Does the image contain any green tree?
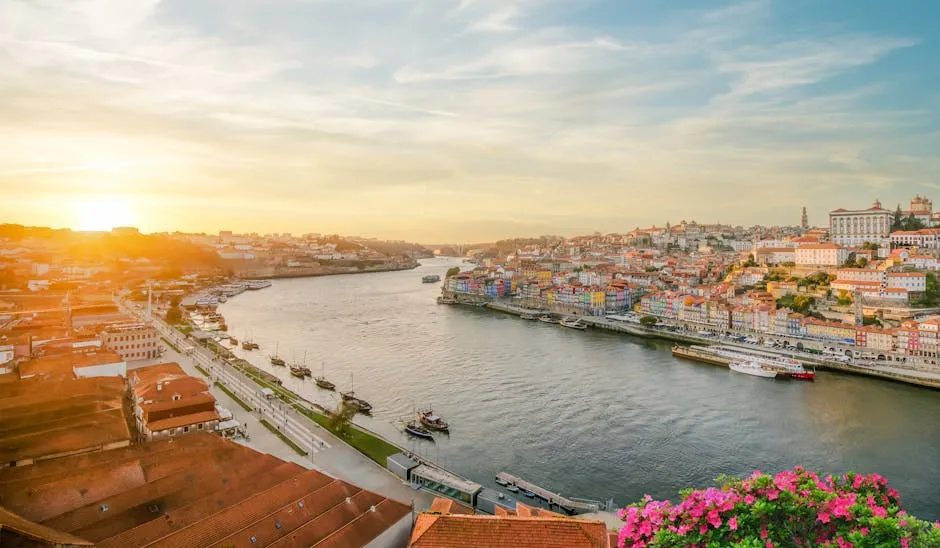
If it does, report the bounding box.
[856,257,868,267]
[836,290,853,306]
[639,315,659,326]
[326,401,357,437]
[741,258,758,268]
[445,266,461,278]
[892,205,904,230]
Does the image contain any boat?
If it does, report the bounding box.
[404,421,434,440]
[715,348,816,381]
[418,408,450,431]
[246,280,272,290]
[495,477,509,486]
[523,490,536,498]
[729,360,778,378]
[229,337,238,345]
[341,374,373,413]
[269,342,286,366]
[560,317,587,330]
[314,362,335,390]
[289,365,306,378]
[506,485,520,493]
[519,312,537,320]
[538,315,559,324]
[438,296,458,305]
[422,274,441,283]
[241,341,253,350]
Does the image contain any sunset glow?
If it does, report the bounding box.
[75,199,135,232]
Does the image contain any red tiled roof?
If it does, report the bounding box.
[410,514,611,548]
[430,498,475,515]
[0,506,93,546]
[145,410,220,432]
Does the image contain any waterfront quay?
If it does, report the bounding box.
[466,298,940,390]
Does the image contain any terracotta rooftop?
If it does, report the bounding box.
[0,376,130,465]
[410,513,611,548]
[145,410,220,432]
[0,433,411,548]
[19,351,125,380]
[0,505,93,546]
[429,497,475,515]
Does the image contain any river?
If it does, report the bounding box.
[219,258,940,520]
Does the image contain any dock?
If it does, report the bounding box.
[495,472,601,514]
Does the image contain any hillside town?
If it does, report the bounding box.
[444,197,940,375]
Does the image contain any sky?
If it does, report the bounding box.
[1,0,938,242]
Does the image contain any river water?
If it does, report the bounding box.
[219,258,940,519]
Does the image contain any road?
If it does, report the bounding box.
[122,304,436,511]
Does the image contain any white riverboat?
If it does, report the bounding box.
[560,317,587,330]
[729,359,778,378]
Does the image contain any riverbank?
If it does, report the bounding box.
[478,301,940,391]
[232,259,420,280]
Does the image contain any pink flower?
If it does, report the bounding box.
[766,541,774,548]
[836,537,853,548]
[901,538,909,548]
[852,475,864,489]
[745,495,756,504]
[871,505,887,518]
[728,516,738,530]
[760,524,769,539]
[706,509,722,529]
[767,489,779,501]
[817,511,831,524]
[859,528,868,536]
[899,519,908,527]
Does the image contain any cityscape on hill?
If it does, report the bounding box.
[3,0,940,546]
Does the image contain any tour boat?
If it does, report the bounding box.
[560,317,587,330]
[418,408,450,431]
[506,485,520,493]
[247,280,272,290]
[315,363,335,390]
[341,374,373,413]
[538,315,559,324]
[729,360,778,378]
[495,477,509,486]
[269,342,285,366]
[404,421,434,440]
[289,365,306,378]
[422,275,441,283]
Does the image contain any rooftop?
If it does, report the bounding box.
[410,512,611,548]
[0,433,411,548]
[19,351,125,380]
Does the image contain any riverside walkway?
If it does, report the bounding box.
[496,472,601,514]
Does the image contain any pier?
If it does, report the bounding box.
[495,472,602,514]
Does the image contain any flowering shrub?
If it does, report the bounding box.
[618,467,940,547]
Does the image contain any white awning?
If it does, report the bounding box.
[216,419,240,431]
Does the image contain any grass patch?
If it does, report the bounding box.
[178,324,194,335]
[194,365,209,377]
[214,381,252,412]
[260,419,308,456]
[293,405,402,465]
[160,337,181,353]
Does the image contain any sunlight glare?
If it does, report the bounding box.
[75,199,135,231]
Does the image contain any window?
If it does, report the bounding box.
[198,423,204,430]
[183,426,189,433]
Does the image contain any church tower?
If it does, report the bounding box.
[801,206,808,230]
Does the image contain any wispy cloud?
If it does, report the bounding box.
[0,0,935,239]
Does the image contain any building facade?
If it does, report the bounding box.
[828,199,892,247]
[100,323,159,361]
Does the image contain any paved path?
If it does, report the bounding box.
[124,305,436,511]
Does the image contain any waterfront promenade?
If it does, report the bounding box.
[481,301,940,390]
[121,303,436,511]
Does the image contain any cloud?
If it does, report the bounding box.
[0,0,935,240]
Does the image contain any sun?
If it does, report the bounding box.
[75,199,136,232]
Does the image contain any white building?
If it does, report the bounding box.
[886,272,927,293]
[829,199,893,247]
[889,229,940,249]
[795,243,851,267]
[99,323,159,361]
[754,248,795,265]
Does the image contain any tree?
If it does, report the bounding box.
[741,258,758,268]
[836,290,853,306]
[326,401,357,437]
[639,315,659,326]
[892,204,904,230]
[165,306,182,324]
[862,241,879,251]
[856,257,868,268]
[445,267,460,278]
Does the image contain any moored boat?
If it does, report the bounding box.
[341,374,373,413]
[495,476,509,486]
[560,317,587,330]
[315,377,335,390]
[538,314,559,324]
[418,409,450,431]
[269,356,285,366]
[404,421,434,439]
[422,275,441,283]
[519,312,537,320]
[246,280,272,290]
[229,337,238,345]
[729,360,778,378]
[523,490,536,498]
[506,485,520,493]
[289,365,306,378]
